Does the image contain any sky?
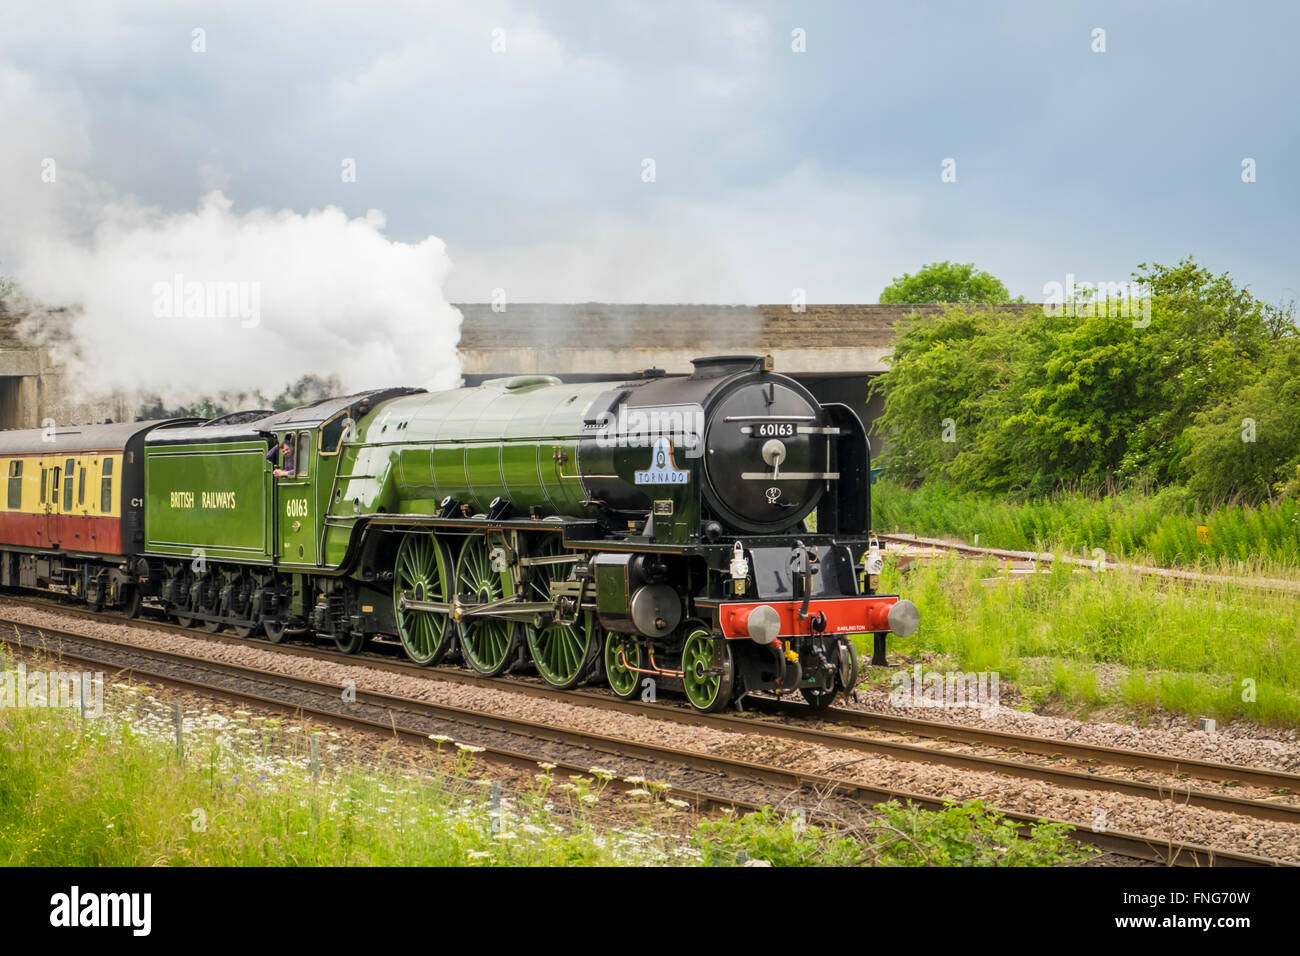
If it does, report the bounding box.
[2,0,1298,309]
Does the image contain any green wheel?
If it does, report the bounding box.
[530,614,601,690]
[604,632,644,700]
[523,536,598,689]
[681,627,734,713]
[455,534,520,676]
[394,534,455,666]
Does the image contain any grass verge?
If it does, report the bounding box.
[871,479,1300,573]
[865,556,1300,725]
[0,664,1092,866]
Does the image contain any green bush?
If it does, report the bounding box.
[694,801,1093,867]
[871,258,1298,499]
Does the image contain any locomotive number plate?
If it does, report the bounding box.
[747,421,797,438]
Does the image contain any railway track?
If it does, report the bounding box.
[5,592,1297,812]
[2,600,1294,866]
[877,532,1300,594]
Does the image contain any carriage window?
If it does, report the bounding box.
[51,467,61,508]
[40,467,48,504]
[62,458,75,510]
[78,466,87,507]
[6,461,21,510]
[101,458,114,512]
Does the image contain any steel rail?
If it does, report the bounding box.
[877,532,1300,594]
[3,616,1291,867]
[3,593,1297,813]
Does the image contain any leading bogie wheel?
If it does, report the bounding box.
[455,533,521,677]
[334,630,368,655]
[802,638,857,711]
[604,632,644,700]
[393,533,455,666]
[681,626,735,713]
[801,687,837,711]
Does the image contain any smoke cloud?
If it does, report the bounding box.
[0,67,462,409]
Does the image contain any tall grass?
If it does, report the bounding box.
[0,685,686,866]
[872,479,1300,570]
[0,675,1095,866]
[867,556,1300,725]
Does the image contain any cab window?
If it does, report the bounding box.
[100,458,114,512]
[273,435,298,476]
[319,412,352,456]
[296,431,311,477]
[6,460,21,509]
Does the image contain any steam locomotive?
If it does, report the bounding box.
[0,354,917,712]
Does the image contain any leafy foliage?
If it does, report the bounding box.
[879,261,1016,304]
[694,802,1092,867]
[1182,340,1300,501]
[872,258,1299,500]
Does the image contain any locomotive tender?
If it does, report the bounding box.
[0,354,917,712]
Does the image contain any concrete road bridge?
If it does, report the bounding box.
[2,302,958,452]
[456,303,947,453]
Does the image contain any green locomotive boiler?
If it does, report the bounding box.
[2,354,918,712]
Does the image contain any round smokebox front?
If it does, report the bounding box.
[702,380,824,531]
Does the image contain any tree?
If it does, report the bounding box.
[872,258,1297,498]
[870,304,1058,488]
[879,261,1014,304]
[1182,341,1300,502]
[136,374,347,421]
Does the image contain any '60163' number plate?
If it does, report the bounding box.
[747,421,796,438]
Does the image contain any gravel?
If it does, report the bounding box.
[3,601,1298,862]
[837,680,1300,774]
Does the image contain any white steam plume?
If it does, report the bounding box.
[1,67,462,408]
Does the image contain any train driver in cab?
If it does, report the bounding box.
[268,435,296,478]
